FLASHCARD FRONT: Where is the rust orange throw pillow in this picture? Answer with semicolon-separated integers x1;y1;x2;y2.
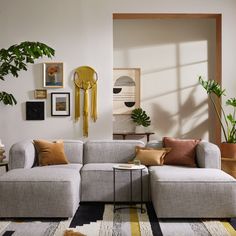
33;140;69;166
163;137;200;167
135;146;171;166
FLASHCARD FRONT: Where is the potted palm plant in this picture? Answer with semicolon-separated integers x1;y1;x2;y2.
0;41;55;105
131;108;151;133
199;76;236;161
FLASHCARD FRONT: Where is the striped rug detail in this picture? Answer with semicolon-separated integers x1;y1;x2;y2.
130;207;141;236
221;221;236;236
1;203;236;236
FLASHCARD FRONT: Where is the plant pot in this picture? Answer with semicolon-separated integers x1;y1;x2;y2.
221;158;236;178
220;142;236;159
221;143;236;178
135;125;145;133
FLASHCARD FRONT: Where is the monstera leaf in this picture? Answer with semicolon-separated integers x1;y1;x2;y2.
131;108;151;127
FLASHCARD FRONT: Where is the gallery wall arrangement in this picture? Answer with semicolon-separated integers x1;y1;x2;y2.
25;61;70;121
24;63;99;137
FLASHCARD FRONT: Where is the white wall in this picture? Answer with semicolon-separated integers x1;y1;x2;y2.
113;19;216;142
0;0;113;154
1;0;236;154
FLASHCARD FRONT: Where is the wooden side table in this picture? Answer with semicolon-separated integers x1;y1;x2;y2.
0;161;9;172
222;157;236;178
113;132;155;142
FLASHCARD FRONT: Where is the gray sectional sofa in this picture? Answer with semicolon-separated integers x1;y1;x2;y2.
0;139;236;219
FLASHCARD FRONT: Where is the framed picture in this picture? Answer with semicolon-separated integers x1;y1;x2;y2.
51;92;70;116
113;68;140;114
43;62;63;88
34;89;47;99
26;101;45;120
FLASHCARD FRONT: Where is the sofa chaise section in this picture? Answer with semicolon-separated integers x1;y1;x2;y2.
149;141;236;218
0;167;80;218
0;140;83;218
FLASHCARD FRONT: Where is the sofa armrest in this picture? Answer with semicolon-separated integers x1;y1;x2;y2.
196;141;221;169
9;140;36;170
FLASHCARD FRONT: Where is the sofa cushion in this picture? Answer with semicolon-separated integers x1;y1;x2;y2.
149;165;236;218
163;137;200;167
63;140;84;164
135;146;171;166
149;165;235;182
0;167;81;217
81;163;149;202
84;140;145;164
46;163;82;171
33;140;69;166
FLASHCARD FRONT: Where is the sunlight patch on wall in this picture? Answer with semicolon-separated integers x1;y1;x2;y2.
113;19;215;142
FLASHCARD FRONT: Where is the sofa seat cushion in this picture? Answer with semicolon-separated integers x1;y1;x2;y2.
45;163;82;171
0;167;81;218
149;165;236;218
149;165;235;182
81;163;149;202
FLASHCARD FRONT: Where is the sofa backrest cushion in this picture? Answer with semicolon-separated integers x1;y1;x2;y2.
62;140;83;164
84;140;145;164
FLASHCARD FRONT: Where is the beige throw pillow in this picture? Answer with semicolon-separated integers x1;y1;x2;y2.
33;139;69;166
135;146;171;166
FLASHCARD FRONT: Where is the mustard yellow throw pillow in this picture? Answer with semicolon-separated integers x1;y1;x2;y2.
135;146;171;166
33;139;69;166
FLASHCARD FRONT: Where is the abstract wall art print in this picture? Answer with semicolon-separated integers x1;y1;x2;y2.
113;68;140;114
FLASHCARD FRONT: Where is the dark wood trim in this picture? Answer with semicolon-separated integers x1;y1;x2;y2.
113;13;222;145
113;13;221;20
215;14;222;146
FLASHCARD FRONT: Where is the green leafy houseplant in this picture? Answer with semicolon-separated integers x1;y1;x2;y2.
131;108;151;127
199;76;236;143
0;41;55;105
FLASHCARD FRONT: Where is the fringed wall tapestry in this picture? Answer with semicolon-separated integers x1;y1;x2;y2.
74;66;98;137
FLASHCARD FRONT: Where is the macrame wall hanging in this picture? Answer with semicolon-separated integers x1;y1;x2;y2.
74;66;98;137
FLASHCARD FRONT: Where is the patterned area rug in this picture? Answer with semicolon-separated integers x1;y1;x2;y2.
0;203;236;236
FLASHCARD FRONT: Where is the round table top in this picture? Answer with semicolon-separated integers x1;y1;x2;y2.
0;160;8;166
113;164;145;170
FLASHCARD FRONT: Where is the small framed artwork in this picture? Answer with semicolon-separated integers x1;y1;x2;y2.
43;62;63;88
34;89;47;99
51;92;70;116
26;101;45;120
113;68;140;114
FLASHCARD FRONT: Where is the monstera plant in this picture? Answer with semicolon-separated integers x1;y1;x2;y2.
131;108;151;133
0;41;55;105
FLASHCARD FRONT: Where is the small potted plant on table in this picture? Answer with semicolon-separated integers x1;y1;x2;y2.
131;108;151;133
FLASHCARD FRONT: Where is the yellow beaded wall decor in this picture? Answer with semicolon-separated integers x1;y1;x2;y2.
74;66;98;137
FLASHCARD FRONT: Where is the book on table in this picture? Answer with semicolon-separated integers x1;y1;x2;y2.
118;164;134;168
